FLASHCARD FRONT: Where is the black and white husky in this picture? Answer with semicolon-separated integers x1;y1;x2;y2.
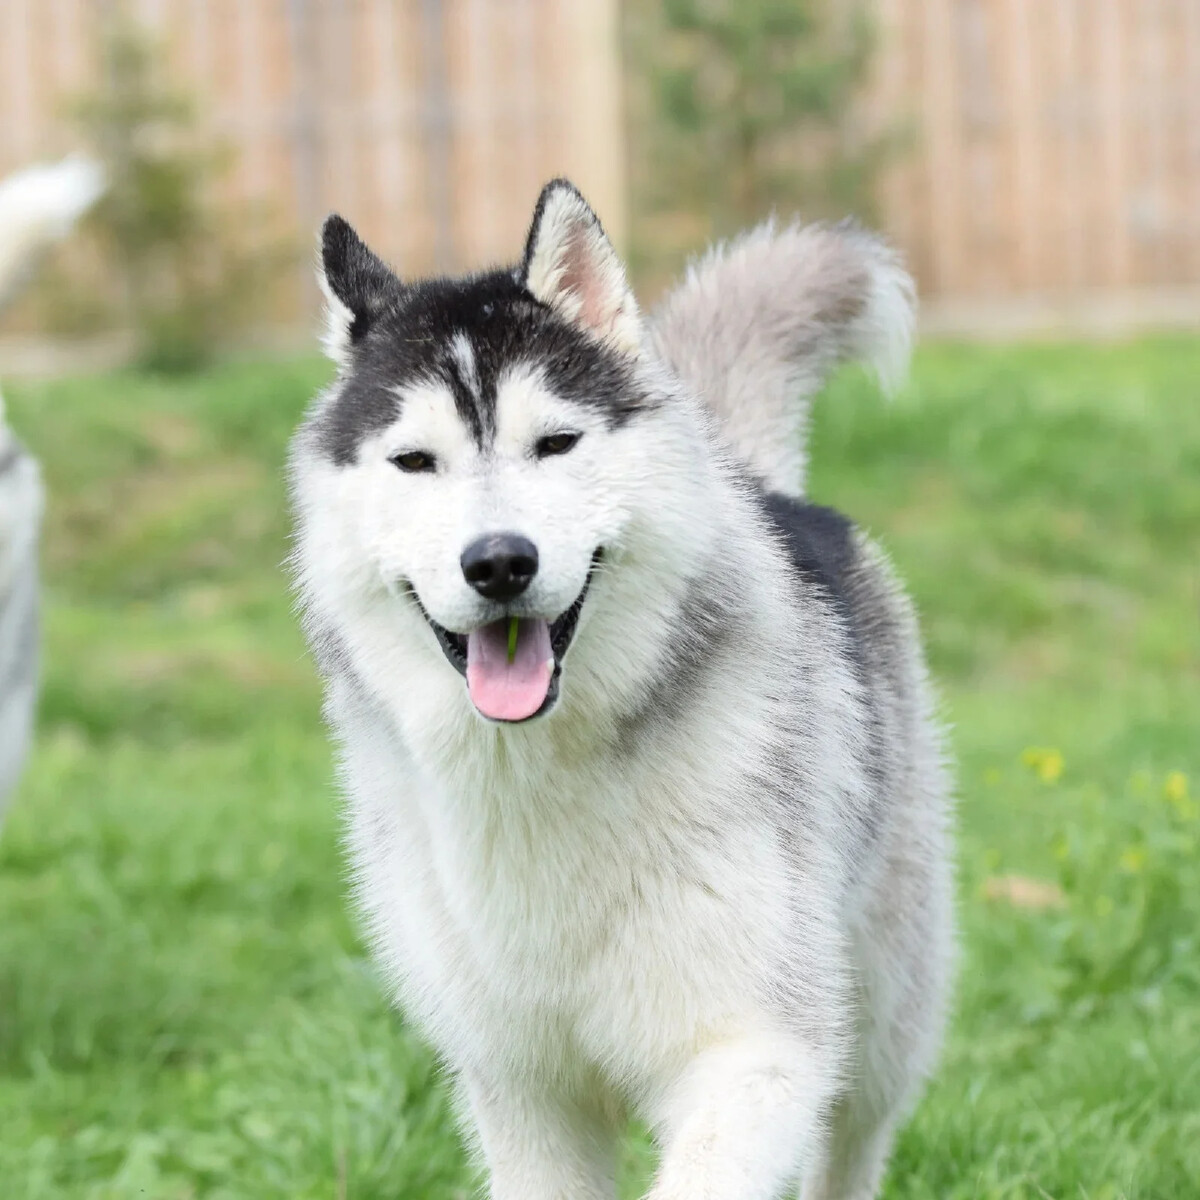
290;180;953;1200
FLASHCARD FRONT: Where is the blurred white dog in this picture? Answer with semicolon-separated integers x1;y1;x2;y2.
0;156;104;816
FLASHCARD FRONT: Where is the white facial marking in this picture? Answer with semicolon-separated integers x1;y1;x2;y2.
449;332;479;403
318;269;355;364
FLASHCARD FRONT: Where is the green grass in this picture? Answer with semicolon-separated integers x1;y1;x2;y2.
1;340;1197;1198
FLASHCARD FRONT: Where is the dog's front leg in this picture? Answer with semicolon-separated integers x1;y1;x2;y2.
646;1033;837;1200
466;1076;618;1200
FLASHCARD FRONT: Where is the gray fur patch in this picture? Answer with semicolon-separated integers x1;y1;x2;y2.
615;574;751;754
0;539;39;813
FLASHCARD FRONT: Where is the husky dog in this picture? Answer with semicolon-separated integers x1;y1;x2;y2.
290;180;953;1200
0;156;105;818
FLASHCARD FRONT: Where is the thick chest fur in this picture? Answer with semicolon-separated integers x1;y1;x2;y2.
346;737;801;1092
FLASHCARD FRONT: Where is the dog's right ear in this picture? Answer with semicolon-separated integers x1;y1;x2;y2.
519;180;640;354
317;215;402;363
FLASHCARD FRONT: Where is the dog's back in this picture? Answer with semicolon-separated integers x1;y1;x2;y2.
0;408;42;812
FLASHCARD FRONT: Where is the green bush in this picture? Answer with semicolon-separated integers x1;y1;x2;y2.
626;0;903;281
71;13;293;372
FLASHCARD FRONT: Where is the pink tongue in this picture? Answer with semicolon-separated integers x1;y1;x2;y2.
466;618;554;721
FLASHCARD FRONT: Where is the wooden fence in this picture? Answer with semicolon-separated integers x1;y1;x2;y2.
872;0;1200;333
0;0;625;337
3;0;1200;341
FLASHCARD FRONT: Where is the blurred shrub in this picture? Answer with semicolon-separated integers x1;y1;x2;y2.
626;0;903;285
69;13;293;372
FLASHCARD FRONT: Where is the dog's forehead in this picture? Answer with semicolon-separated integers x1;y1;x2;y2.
312;270;654;465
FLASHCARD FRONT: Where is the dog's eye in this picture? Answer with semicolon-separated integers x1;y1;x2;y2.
391;450;437;473
535;432;581;459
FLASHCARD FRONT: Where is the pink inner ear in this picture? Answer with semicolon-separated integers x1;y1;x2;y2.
559;227;616;336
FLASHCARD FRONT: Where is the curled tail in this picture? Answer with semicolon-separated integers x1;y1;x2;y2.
0;152;103;549
649;219;916;496
0;155;106;312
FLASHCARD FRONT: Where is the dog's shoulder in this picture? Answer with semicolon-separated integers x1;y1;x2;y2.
757;490;859;621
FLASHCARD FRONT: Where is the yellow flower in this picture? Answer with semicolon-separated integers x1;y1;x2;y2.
1119;846;1147;874
1021;746;1064;784
1039;751;1064;783
1164;771;1188;804
1164;771;1197;821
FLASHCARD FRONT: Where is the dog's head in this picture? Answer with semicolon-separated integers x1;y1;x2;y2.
291;181;714;728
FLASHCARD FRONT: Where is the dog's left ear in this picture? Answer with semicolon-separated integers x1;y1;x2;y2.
520;179;640;354
317;214;403;364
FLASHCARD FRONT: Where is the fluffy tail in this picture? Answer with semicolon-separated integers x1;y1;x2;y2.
0;155;106;313
649;219;916;496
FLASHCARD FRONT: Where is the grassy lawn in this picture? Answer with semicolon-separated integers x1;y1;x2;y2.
0;340;1197;1198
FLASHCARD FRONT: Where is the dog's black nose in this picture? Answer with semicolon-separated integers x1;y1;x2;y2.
460;533;539;601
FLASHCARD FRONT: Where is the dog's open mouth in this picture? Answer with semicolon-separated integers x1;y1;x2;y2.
421;550;601;723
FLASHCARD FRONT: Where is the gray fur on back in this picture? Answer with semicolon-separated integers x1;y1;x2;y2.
650;220;916;495
0;409;42;817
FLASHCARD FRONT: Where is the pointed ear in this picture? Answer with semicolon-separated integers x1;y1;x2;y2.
519;180;640;354
317;215;402;363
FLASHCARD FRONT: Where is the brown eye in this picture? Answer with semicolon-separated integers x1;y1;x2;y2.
391;450;436;473
536;432;581;458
